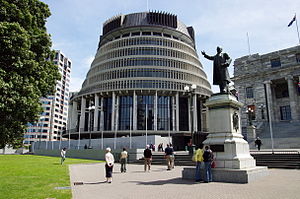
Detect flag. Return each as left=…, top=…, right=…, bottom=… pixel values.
left=288, top=15, right=296, bottom=27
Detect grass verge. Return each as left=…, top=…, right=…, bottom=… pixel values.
left=0, top=155, right=102, bottom=199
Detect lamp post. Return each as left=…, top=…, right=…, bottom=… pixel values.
left=259, top=104, right=265, bottom=120
left=246, top=107, right=254, bottom=126
left=184, top=84, right=197, bottom=143
left=88, top=105, right=95, bottom=148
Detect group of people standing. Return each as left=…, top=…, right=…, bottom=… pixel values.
left=193, top=144, right=214, bottom=183
left=143, top=143, right=175, bottom=172
left=61, top=143, right=214, bottom=184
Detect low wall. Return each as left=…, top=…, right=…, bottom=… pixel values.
left=34, top=148, right=144, bottom=162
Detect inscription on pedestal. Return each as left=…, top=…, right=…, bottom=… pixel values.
left=210, top=144, right=225, bottom=152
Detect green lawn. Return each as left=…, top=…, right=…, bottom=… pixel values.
left=0, top=155, right=102, bottom=199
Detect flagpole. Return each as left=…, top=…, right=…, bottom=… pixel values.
left=246, top=32, right=251, bottom=55
left=295, top=14, right=300, bottom=44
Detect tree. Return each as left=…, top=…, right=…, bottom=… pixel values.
left=0, top=0, right=60, bottom=148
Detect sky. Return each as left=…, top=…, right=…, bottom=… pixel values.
left=41, top=0, right=300, bottom=93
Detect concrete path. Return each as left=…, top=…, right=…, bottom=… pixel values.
left=69, top=163, right=300, bottom=199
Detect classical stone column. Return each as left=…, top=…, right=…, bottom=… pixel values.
left=264, top=81, right=274, bottom=122
left=154, top=91, right=158, bottom=131
left=115, top=95, right=120, bottom=131
left=188, top=96, right=191, bottom=132
left=198, top=99, right=203, bottom=132
left=172, top=95, right=176, bottom=132
left=100, top=97, right=104, bottom=131
left=94, top=94, right=99, bottom=131
left=79, top=97, right=86, bottom=132
left=133, top=91, right=137, bottom=131
left=193, top=94, right=198, bottom=132
left=176, top=92, right=179, bottom=131
left=71, top=100, right=78, bottom=130
left=286, top=76, right=298, bottom=121
left=111, top=92, right=116, bottom=131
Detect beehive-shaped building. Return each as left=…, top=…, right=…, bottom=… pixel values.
left=66, top=12, right=212, bottom=149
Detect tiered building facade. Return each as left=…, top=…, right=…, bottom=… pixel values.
left=65, top=12, right=212, bottom=149
left=24, top=50, right=72, bottom=145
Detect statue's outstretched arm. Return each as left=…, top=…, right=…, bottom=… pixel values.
left=201, top=51, right=214, bottom=60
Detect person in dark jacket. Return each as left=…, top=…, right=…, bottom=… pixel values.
left=165, top=144, right=175, bottom=170
left=203, top=145, right=213, bottom=182
left=255, top=137, right=262, bottom=151
left=144, top=145, right=152, bottom=172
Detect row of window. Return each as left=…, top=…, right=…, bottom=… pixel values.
left=270, top=53, right=300, bottom=68
left=54, top=52, right=72, bottom=68
left=81, top=79, right=210, bottom=97
left=95, top=46, right=199, bottom=66
left=88, top=68, right=209, bottom=88
left=89, top=57, right=204, bottom=78
left=99, top=36, right=196, bottom=57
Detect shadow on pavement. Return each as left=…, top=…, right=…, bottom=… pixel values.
left=130, top=168, right=167, bottom=173
left=128, top=177, right=196, bottom=185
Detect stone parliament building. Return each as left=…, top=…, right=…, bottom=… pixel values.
left=232, top=45, right=300, bottom=148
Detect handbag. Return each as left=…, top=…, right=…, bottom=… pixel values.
left=211, top=161, right=216, bottom=168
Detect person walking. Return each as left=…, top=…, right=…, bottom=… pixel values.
left=120, top=148, right=128, bottom=173
left=194, top=144, right=204, bottom=182
left=60, top=147, right=67, bottom=165
left=255, top=137, right=262, bottom=151
left=164, top=144, right=175, bottom=170
left=144, top=145, right=152, bottom=172
left=203, top=145, right=213, bottom=183
left=105, top=147, right=115, bottom=183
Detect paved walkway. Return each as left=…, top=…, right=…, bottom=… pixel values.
left=69, top=163, right=300, bottom=199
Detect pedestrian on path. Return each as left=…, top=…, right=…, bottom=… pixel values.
left=144, top=145, right=152, bottom=172
left=203, top=145, right=213, bottom=183
left=60, top=147, right=67, bottom=165
left=105, top=147, right=115, bottom=183
left=193, top=144, right=204, bottom=182
left=255, top=137, right=262, bottom=151
left=164, top=144, right=175, bottom=170
left=120, top=148, right=128, bottom=173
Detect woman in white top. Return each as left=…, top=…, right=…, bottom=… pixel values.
left=105, top=147, right=115, bottom=183
left=60, top=147, right=67, bottom=165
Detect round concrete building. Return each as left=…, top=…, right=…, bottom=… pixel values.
left=66, top=11, right=212, bottom=149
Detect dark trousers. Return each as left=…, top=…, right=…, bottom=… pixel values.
left=120, top=158, right=127, bottom=172
left=105, top=164, right=113, bottom=178
left=204, top=162, right=212, bottom=182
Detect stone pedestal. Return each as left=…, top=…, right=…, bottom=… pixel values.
left=182, top=93, right=268, bottom=183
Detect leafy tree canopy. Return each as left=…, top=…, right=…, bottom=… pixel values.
left=0, top=0, right=60, bottom=148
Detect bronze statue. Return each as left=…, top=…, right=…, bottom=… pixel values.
left=201, top=47, right=232, bottom=93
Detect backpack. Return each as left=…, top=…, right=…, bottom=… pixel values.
left=203, top=150, right=212, bottom=162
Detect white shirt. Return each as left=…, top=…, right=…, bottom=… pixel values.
left=120, top=151, right=128, bottom=159
left=61, top=150, right=66, bottom=158
left=105, top=152, right=115, bottom=166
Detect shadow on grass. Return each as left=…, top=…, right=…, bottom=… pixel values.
left=53, top=163, right=61, bottom=165
left=128, top=177, right=196, bottom=185
left=74, top=181, right=107, bottom=186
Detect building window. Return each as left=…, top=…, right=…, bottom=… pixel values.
left=280, top=105, right=291, bottom=120
left=270, top=58, right=281, bottom=68
left=246, top=87, right=254, bottom=98
left=296, top=53, right=300, bottom=63
left=118, top=96, right=133, bottom=130
left=275, top=83, right=289, bottom=98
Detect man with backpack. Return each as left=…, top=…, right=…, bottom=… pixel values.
left=203, top=145, right=213, bottom=182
